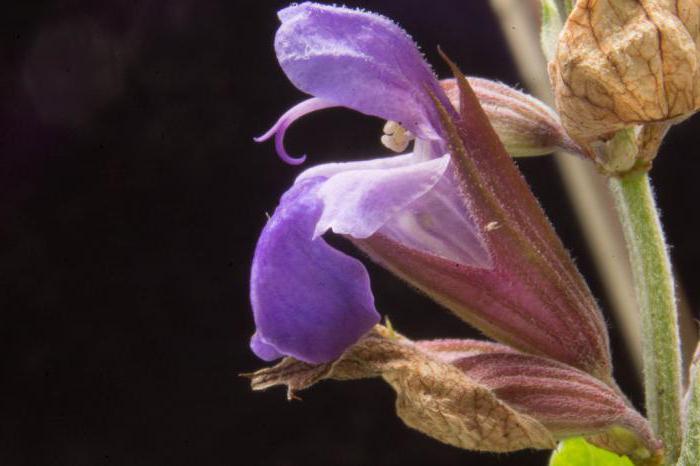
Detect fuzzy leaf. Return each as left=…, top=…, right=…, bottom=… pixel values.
left=549, top=438, right=634, bottom=466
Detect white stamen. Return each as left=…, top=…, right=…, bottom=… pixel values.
left=381, top=120, right=414, bottom=153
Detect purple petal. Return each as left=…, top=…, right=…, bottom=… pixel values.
left=314, top=154, right=451, bottom=239
left=296, top=152, right=424, bottom=183
left=275, top=3, right=447, bottom=140
left=250, top=177, right=380, bottom=364
left=296, top=150, right=489, bottom=268
left=250, top=332, right=284, bottom=361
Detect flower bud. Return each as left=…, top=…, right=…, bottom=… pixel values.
left=549, top=0, right=700, bottom=146
left=246, top=327, right=660, bottom=460
left=441, top=78, right=583, bottom=156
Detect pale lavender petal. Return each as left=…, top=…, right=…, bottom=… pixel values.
left=298, top=149, right=488, bottom=268
left=295, top=140, right=443, bottom=186
left=254, top=97, right=338, bottom=165
left=296, top=152, right=423, bottom=184
left=275, top=3, right=448, bottom=140
left=378, top=167, right=491, bottom=268
left=250, top=177, right=380, bottom=364
left=314, top=154, right=451, bottom=239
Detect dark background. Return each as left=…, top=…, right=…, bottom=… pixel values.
left=1, top=1, right=698, bottom=465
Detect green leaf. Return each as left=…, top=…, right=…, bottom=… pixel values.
left=549, top=438, right=634, bottom=466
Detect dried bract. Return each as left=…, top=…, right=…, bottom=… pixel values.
left=246, top=327, right=659, bottom=459
left=549, top=0, right=700, bottom=146
left=248, top=328, right=556, bottom=453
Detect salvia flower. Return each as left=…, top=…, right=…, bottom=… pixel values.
left=248, top=2, right=662, bottom=460
left=253, top=1, right=611, bottom=379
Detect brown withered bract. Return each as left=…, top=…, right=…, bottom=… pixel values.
left=245, top=326, right=661, bottom=463
left=247, top=327, right=556, bottom=453
left=549, top=0, right=700, bottom=146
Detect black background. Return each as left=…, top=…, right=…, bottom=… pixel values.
left=2, top=1, right=699, bottom=465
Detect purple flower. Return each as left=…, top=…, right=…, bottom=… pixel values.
left=251, top=2, right=484, bottom=364
left=252, top=2, right=611, bottom=381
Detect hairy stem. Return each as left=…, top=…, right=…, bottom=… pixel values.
left=609, top=171, right=683, bottom=464
left=678, top=347, right=700, bottom=466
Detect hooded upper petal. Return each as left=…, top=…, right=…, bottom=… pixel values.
left=250, top=177, right=380, bottom=364
left=275, top=2, right=448, bottom=140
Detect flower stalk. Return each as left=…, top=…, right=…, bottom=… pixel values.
left=609, top=168, right=683, bottom=464
left=678, top=345, right=700, bottom=466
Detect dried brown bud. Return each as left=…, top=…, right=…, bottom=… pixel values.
left=246, top=327, right=659, bottom=459
left=549, top=0, right=700, bottom=145
left=247, top=327, right=555, bottom=452
left=418, top=339, right=660, bottom=462
left=442, top=78, right=583, bottom=156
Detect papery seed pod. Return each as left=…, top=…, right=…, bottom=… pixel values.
left=549, top=0, right=700, bottom=146
left=247, top=327, right=660, bottom=460
left=441, top=78, right=583, bottom=157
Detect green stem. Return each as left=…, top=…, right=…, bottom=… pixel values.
left=609, top=172, right=683, bottom=465
left=678, top=348, right=700, bottom=466
left=561, top=0, right=574, bottom=16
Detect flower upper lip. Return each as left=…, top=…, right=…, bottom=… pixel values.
left=273, top=2, right=452, bottom=141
